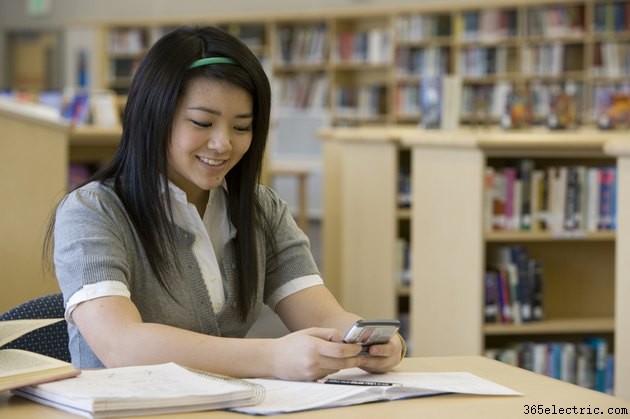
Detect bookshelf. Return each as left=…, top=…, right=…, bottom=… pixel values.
left=331, top=15, right=393, bottom=125
left=84, top=1, right=628, bottom=130
left=96, top=18, right=272, bottom=97
left=0, top=100, right=69, bottom=312
left=320, top=126, right=629, bottom=399
left=271, top=19, right=330, bottom=110
left=0, top=99, right=122, bottom=313
left=103, top=26, right=151, bottom=95
left=603, top=138, right=630, bottom=402
left=394, top=11, right=454, bottom=123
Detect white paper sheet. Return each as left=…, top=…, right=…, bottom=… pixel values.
left=233, top=368, right=521, bottom=415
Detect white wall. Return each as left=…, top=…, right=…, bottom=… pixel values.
left=0, top=0, right=472, bottom=27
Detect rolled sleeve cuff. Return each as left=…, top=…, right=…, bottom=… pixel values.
left=266, top=274, right=324, bottom=312
left=65, top=280, right=131, bottom=325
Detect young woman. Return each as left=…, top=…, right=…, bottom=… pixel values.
left=46, top=26, right=404, bottom=380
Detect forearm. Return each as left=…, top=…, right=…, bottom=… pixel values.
left=102, top=322, right=276, bottom=378
left=73, top=296, right=275, bottom=377
left=276, top=285, right=362, bottom=335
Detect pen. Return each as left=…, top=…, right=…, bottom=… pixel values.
left=319, top=378, right=401, bottom=387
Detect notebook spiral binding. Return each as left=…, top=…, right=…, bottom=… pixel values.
left=187, top=368, right=266, bottom=406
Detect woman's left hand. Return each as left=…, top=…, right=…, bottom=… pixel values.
left=358, top=334, right=405, bottom=373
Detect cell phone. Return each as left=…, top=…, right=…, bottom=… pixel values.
left=342, top=320, right=400, bottom=354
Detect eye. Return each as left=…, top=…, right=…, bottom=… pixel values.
left=234, top=125, right=252, bottom=133
left=191, top=120, right=211, bottom=128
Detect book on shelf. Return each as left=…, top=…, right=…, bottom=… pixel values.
left=0, top=319, right=80, bottom=393
left=418, top=75, right=462, bottom=129
left=501, top=88, right=532, bottom=129
left=395, top=237, right=411, bottom=286
left=62, top=91, right=90, bottom=126
left=13, top=362, right=264, bottom=418
left=441, top=75, right=462, bottom=130
left=598, top=166, right=617, bottom=231
left=233, top=367, right=520, bottom=415
left=420, top=75, right=442, bottom=128
left=90, top=90, right=120, bottom=127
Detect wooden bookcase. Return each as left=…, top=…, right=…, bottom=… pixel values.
left=0, top=100, right=120, bottom=313
left=0, top=101, right=68, bottom=312
left=85, top=0, right=629, bottom=127
left=603, top=138, right=630, bottom=402
left=320, top=126, right=629, bottom=400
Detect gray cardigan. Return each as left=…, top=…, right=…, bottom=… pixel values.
left=53, top=181, right=320, bottom=368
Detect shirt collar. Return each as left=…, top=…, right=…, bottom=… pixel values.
left=163, top=180, right=229, bottom=206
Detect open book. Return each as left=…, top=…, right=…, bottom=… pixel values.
left=233, top=367, right=521, bottom=415
left=0, top=318, right=80, bottom=392
left=13, top=362, right=265, bottom=418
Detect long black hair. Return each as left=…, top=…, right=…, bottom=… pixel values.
left=45, top=26, right=272, bottom=320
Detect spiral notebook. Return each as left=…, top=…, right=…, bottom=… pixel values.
left=12, top=362, right=264, bottom=418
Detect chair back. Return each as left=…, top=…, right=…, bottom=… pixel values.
left=0, top=293, right=70, bottom=362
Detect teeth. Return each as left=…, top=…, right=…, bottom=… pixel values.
left=198, top=156, right=224, bottom=166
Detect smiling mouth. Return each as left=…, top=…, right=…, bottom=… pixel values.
left=197, top=156, right=227, bottom=166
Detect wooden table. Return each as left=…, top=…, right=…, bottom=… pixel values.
left=2, top=356, right=629, bottom=418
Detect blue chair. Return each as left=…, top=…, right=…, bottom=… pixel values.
left=0, top=293, right=71, bottom=362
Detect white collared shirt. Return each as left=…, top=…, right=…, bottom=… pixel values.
left=167, top=181, right=232, bottom=313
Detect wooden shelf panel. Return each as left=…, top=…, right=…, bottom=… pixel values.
left=484, top=317, right=615, bottom=335
left=69, top=126, right=122, bottom=145
left=396, top=284, right=410, bottom=297
left=397, top=207, right=411, bottom=219
left=485, top=230, right=615, bottom=242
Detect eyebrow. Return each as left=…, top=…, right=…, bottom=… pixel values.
left=188, top=106, right=253, bottom=119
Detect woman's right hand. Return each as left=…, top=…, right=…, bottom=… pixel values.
left=269, top=327, right=363, bottom=381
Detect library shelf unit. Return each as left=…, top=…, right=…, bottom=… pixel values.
left=84, top=0, right=630, bottom=127
left=603, top=138, right=630, bottom=402
left=98, top=18, right=272, bottom=96
left=319, top=126, right=629, bottom=400
left=0, top=100, right=69, bottom=312
left=0, top=100, right=122, bottom=313
left=68, top=126, right=120, bottom=165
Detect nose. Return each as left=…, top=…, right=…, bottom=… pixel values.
left=207, top=126, right=232, bottom=154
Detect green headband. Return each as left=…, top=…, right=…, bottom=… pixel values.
left=188, top=56, right=238, bottom=69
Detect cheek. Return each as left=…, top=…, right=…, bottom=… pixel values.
left=234, top=136, right=253, bottom=157
left=170, top=133, right=201, bottom=160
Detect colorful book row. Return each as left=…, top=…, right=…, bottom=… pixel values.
left=274, top=73, right=328, bottom=109
left=335, top=28, right=392, bottom=65
left=484, top=161, right=617, bottom=233
left=275, top=24, right=328, bottom=65
left=395, top=46, right=450, bottom=77
left=594, top=2, right=630, bottom=33
left=395, top=13, right=451, bottom=41
left=335, top=85, right=387, bottom=118
left=457, top=9, right=518, bottom=42
left=486, top=337, right=613, bottom=394
left=527, top=4, right=585, bottom=37
left=485, top=245, right=543, bottom=325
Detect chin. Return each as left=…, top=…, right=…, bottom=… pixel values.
left=202, top=179, right=224, bottom=190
